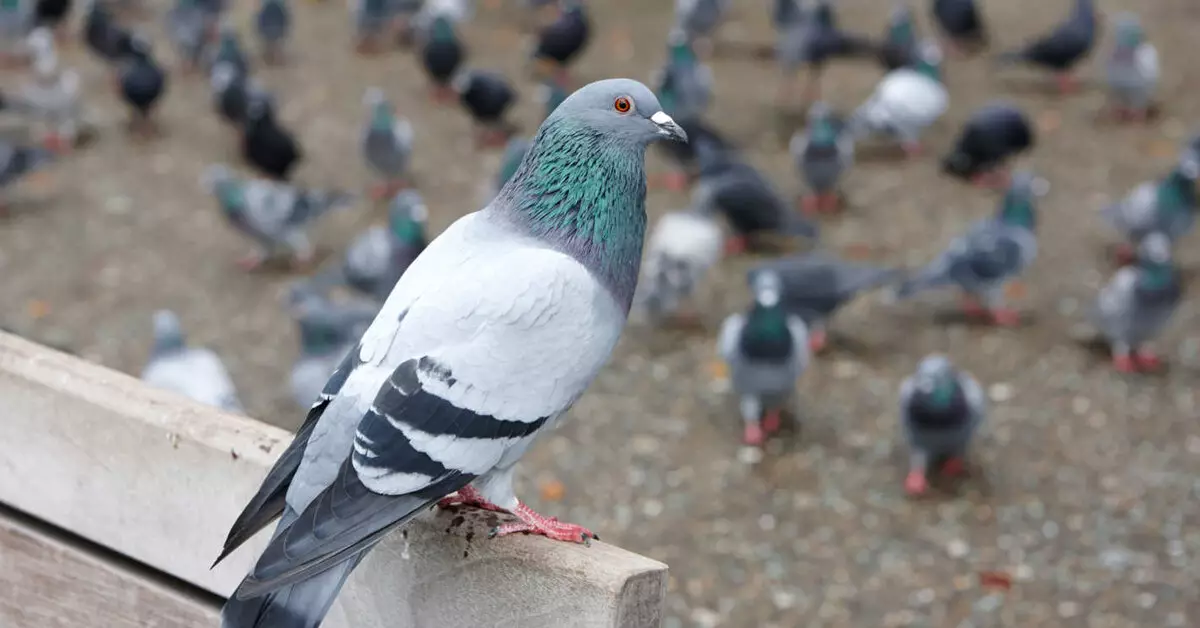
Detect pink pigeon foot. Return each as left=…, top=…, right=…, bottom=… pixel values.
left=724, top=235, right=748, bottom=256
left=235, top=252, right=268, bottom=271
left=1114, top=243, right=1135, bottom=266
left=762, top=409, right=782, bottom=434
left=960, top=295, right=988, bottom=318
left=437, top=485, right=506, bottom=512
left=818, top=192, right=841, bottom=214
left=808, top=328, right=828, bottom=353
left=902, top=141, right=924, bottom=158
left=491, top=501, right=597, bottom=544
left=742, top=421, right=765, bottom=446
left=1135, top=349, right=1163, bottom=372
left=1055, top=73, right=1080, bottom=95
left=989, top=308, right=1021, bottom=327
left=1112, top=353, right=1137, bottom=373
left=799, top=194, right=821, bottom=215
left=905, top=470, right=928, bottom=496
left=940, top=456, right=966, bottom=478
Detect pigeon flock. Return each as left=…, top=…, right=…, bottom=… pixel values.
left=0, top=0, right=1194, bottom=623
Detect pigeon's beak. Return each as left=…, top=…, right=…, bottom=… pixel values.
left=651, top=111, right=688, bottom=143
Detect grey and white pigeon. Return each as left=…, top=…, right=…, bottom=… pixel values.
left=0, top=140, right=55, bottom=215
left=653, top=29, right=714, bottom=124
left=310, top=189, right=429, bottom=303
left=672, top=0, right=730, bottom=54
left=633, top=205, right=723, bottom=326
left=166, top=0, right=209, bottom=72
left=789, top=101, right=853, bottom=214
left=213, top=78, right=686, bottom=628
left=898, top=354, right=985, bottom=496
left=877, top=0, right=918, bottom=71
left=287, top=285, right=377, bottom=408
left=15, top=53, right=82, bottom=152
left=992, top=0, right=1097, bottom=94
left=351, top=0, right=391, bottom=54
left=361, top=87, right=414, bottom=200
left=1090, top=232, right=1181, bottom=373
left=849, top=39, right=948, bottom=158
left=891, top=171, right=1048, bottom=325
left=749, top=252, right=901, bottom=353
left=141, top=310, right=244, bottom=414
left=206, top=19, right=249, bottom=77
left=1103, top=12, right=1159, bottom=123
left=201, top=164, right=356, bottom=271
left=717, top=269, right=809, bottom=446
left=254, top=0, right=290, bottom=64
left=0, top=0, right=33, bottom=63
left=1101, top=150, right=1197, bottom=263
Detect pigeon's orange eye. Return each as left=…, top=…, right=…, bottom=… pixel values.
left=613, top=96, right=632, bottom=113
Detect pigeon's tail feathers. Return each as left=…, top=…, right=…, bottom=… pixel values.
left=221, top=555, right=359, bottom=628
left=892, top=264, right=950, bottom=300
left=846, top=267, right=904, bottom=293
left=992, top=48, right=1027, bottom=66
left=299, top=190, right=356, bottom=222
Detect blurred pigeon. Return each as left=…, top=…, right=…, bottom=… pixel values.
left=241, top=95, right=301, bottom=180
left=117, top=34, right=167, bottom=138
left=452, top=68, right=516, bottom=148
left=16, top=56, right=82, bottom=152
left=420, top=14, right=464, bottom=102
left=310, top=189, right=429, bottom=302
left=770, top=0, right=801, bottom=30
left=206, top=19, right=249, bottom=77
left=993, top=0, right=1096, bottom=93
left=892, top=170, right=1047, bottom=325
left=877, top=0, right=919, bottom=71
left=215, top=79, right=686, bottom=628
left=653, top=115, right=731, bottom=192
left=941, top=101, right=1034, bottom=188
left=931, top=0, right=987, bottom=54
left=254, top=0, right=289, bottom=64
left=286, top=286, right=376, bottom=408
left=0, top=140, right=55, bottom=215
left=361, top=87, right=414, bottom=200
left=750, top=252, right=901, bottom=353
left=693, top=140, right=820, bottom=254
left=412, top=0, right=471, bottom=32
left=34, top=0, right=71, bottom=37
left=717, top=269, right=810, bottom=446
left=494, top=135, right=529, bottom=193
left=1101, top=151, right=1197, bottom=264
left=775, top=0, right=878, bottom=105
left=789, top=101, right=853, bottom=214
left=351, top=0, right=390, bottom=54
left=141, top=310, right=244, bottom=414
left=1103, top=12, right=1158, bottom=123
left=531, top=0, right=589, bottom=85
left=390, top=0, right=425, bottom=46
left=201, top=164, right=353, bottom=270
left=633, top=206, right=722, bottom=326
left=850, top=39, right=948, bottom=157
left=82, top=0, right=133, bottom=63
left=653, top=30, right=714, bottom=123
left=166, top=0, right=208, bottom=71
left=211, top=61, right=269, bottom=127
left=898, top=354, right=984, bottom=496
left=672, top=0, right=729, bottom=53
left=0, top=0, right=32, bottom=62
left=1091, top=233, right=1181, bottom=373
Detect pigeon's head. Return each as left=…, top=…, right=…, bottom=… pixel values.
left=151, top=310, right=186, bottom=353
left=750, top=269, right=784, bottom=307
left=200, top=165, right=242, bottom=209
left=26, top=27, right=53, bottom=58
left=429, top=15, right=455, bottom=41
left=210, top=62, right=240, bottom=92
left=1137, top=233, right=1172, bottom=266
left=914, top=40, right=944, bottom=80
left=363, top=87, right=393, bottom=125
left=1113, top=13, right=1143, bottom=48
left=914, top=354, right=957, bottom=404
left=1008, top=171, right=1051, bottom=198
left=1176, top=149, right=1200, bottom=182
left=546, top=78, right=687, bottom=146
left=245, top=92, right=276, bottom=125
left=388, top=190, right=429, bottom=243
left=126, top=32, right=153, bottom=61
left=666, top=31, right=696, bottom=64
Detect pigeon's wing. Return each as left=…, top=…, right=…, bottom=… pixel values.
left=788, top=131, right=808, bottom=160
left=957, top=370, right=987, bottom=424
left=1093, top=267, right=1138, bottom=332
left=785, top=314, right=809, bottom=368
left=1137, top=45, right=1160, bottom=83
left=717, top=313, right=746, bottom=360
left=238, top=236, right=624, bottom=596
left=1103, top=182, right=1156, bottom=234
left=392, top=118, right=414, bottom=149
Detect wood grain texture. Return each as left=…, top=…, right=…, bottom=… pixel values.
left=0, top=512, right=218, bottom=628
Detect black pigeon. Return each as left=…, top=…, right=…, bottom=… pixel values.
left=532, top=1, right=590, bottom=85
left=241, top=96, right=301, bottom=180
left=420, top=15, right=464, bottom=102
left=83, top=0, right=134, bottom=63
left=931, top=0, right=988, bottom=53
left=118, top=35, right=167, bottom=138
left=35, top=0, right=72, bottom=31
left=941, top=102, right=1034, bottom=188
left=211, top=63, right=269, bottom=128
left=454, top=69, right=516, bottom=148
left=993, top=0, right=1097, bottom=93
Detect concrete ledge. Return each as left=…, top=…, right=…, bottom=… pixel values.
left=0, top=332, right=667, bottom=627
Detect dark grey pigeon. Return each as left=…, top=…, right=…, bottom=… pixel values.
left=775, top=0, right=878, bottom=106
left=790, top=101, right=853, bottom=214
left=0, top=140, right=55, bottom=215
left=673, top=0, right=730, bottom=53
left=931, top=0, right=987, bottom=54
left=141, top=310, right=244, bottom=414
left=1090, top=233, right=1181, bottom=373
left=993, top=0, right=1097, bottom=93
left=899, top=354, right=985, bottom=496
left=941, top=101, right=1034, bottom=188
left=255, top=0, right=290, bottom=64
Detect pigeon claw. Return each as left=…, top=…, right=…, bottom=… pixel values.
left=818, top=192, right=841, bottom=214
left=742, top=421, right=765, bottom=446
left=1112, top=353, right=1137, bottom=373
left=799, top=194, right=821, bottom=216
left=492, top=501, right=596, bottom=545
left=1134, top=350, right=1163, bottom=372
left=430, top=84, right=456, bottom=104
left=940, top=457, right=966, bottom=478
left=901, top=141, right=924, bottom=159
left=762, top=409, right=783, bottom=434
left=959, top=295, right=988, bottom=318
left=904, top=470, right=927, bottom=497
left=808, top=329, right=828, bottom=354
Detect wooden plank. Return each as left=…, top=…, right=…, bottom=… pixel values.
left=0, top=332, right=668, bottom=627
left=0, top=510, right=219, bottom=628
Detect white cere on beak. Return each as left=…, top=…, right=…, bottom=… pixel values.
left=651, top=111, right=688, bottom=142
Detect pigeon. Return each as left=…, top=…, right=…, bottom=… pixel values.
left=0, top=0, right=32, bottom=62
left=494, top=135, right=530, bottom=194
left=361, top=87, right=414, bottom=200
left=206, top=20, right=249, bottom=77
left=310, top=189, right=429, bottom=303
left=117, top=34, right=167, bottom=138
left=166, top=0, right=209, bottom=72
left=692, top=140, right=820, bottom=255
left=452, top=68, right=517, bottom=147
left=877, top=0, right=919, bottom=71
left=201, top=163, right=354, bottom=271
left=892, top=170, right=1048, bottom=325
left=633, top=206, right=723, bottom=326
left=351, top=0, right=391, bottom=54
left=898, top=354, right=985, bottom=496
left=0, top=140, right=55, bottom=215
left=82, top=0, right=133, bottom=64
left=775, top=0, right=878, bottom=105
left=531, top=0, right=589, bottom=85
left=15, top=54, right=82, bottom=152
left=34, top=0, right=71, bottom=37
left=419, top=14, right=464, bottom=102
left=717, top=269, right=810, bottom=446
left=672, top=0, right=729, bottom=54
left=389, top=0, right=425, bottom=47
left=941, top=102, right=1034, bottom=188
left=241, top=95, right=301, bottom=180
left=993, top=0, right=1097, bottom=93
left=849, top=39, right=948, bottom=158
left=789, top=101, right=853, bottom=214
left=211, top=61, right=268, bottom=127
left=287, top=286, right=376, bottom=409
left=653, top=30, right=714, bottom=124
left=1091, top=232, right=1181, bottom=373
left=141, top=310, right=244, bottom=414
left=931, top=0, right=987, bottom=54
left=750, top=252, right=901, bottom=353
left=214, top=78, right=686, bottom=628
left=1101, top=151, right=1197, bottom=264
left=652, top=114, right=731, bottom=192
left=254, top=0, right=289, bottom=64
left=1103, top=12, right=1159, bottom=123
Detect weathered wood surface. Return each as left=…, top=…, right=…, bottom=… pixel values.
left=0, top=511, right=219, bottom=628
left=0, top=332, right=668, bottom=627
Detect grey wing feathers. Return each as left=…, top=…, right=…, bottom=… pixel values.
left=958, top=371, right=987, bottom=423
left=717, top=313, right=746, bottom=361
left=785, top=315, right=809, bottom=366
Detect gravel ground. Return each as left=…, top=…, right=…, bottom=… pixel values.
left=2, top=0, right=1199, bottom=626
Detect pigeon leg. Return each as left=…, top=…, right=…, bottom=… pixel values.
left=798, top=193, right=821, bottom=215
left=818, top=192, right=841, bottom=213
left=43, top=132, right=69, bottom=154
left=476, top=126, right=510, bottom=149
left=1113, top=243, right=1136, bottom=266
left=355, top=35, right=383, bottom=56
left=762, top=409, right=783, bottom=434
left=740, top=396, right=766, bottom=445
left=1111, top=344, right=1137, bottom=373
left=723, top=235, right=748, bottom=256
left=236, top=250, right=269, bottom=271
left=940, top=456, right=966, bottom=477
left=369, top=179, right=405, bottom=200
left=437, top=485, right=507, bottom=512
left=491, top=501, right=596, bottom=544
left=286, top=232, right=317, bottom=271
left=905, top=450, right=929, bottom=496
left=989, top=308, right=1021, bottom=327
left=1134, top=347, right=1163, bottom=372
left=959, top=294, right=988, bottom=318
left=742, top=421, right=766, bottom=446
left=1054, top=72, right=1080, bottom=95
left=971, top=168, right=1009, bottom=189
left=808, top=325, right=828, bottom=353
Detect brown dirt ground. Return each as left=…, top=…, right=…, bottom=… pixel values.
left=2, top=0, right=1199, bottom=626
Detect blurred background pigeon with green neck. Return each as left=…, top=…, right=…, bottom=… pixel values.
left=899, top=354, right=985, bottom=496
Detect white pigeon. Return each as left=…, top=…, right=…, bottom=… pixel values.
left=141, top=310, right=244, bottom=414
left=634, top=206, right=723, bottom=324
left=849, top=39, right=948, bottom=156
